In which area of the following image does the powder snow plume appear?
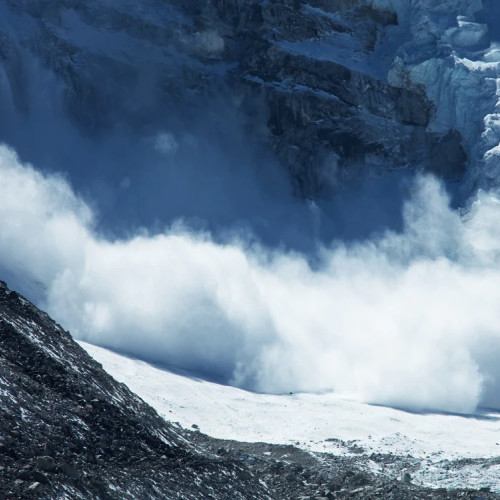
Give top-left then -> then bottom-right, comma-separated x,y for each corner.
1,144 -> 500,414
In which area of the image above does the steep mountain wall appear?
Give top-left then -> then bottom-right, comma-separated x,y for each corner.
1,0 -> 494,199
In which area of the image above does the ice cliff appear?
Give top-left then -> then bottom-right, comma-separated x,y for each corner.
383,0 -> 500,192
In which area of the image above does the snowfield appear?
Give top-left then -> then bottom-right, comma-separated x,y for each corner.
80,341 -> 500,494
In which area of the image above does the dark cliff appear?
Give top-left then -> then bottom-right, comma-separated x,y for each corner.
0,0 -> 467,200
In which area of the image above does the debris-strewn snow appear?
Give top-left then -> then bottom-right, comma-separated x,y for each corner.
79,341 -> 500,493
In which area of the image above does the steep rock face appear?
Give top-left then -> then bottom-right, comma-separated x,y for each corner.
211,0 -> 440,195
0,0 -> 474,199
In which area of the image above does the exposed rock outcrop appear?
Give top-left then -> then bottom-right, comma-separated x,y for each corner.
0,0 -> 480,198
0,280 -> 269,499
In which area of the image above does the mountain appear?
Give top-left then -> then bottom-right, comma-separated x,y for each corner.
0,279 -> 498,499
1,0 -> 496,199
2,0 -> 500,497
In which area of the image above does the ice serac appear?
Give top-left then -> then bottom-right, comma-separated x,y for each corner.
0,0 -> 491,199
386,0 -> 500,192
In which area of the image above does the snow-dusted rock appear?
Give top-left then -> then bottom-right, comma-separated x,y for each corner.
0,0 -> 488,198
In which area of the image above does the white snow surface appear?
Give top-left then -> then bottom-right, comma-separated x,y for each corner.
80,341 -> 500,493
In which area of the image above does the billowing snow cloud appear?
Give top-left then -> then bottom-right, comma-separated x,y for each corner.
1,143 -> 500,414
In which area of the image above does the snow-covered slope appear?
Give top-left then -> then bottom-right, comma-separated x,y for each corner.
80,341 -> 500,494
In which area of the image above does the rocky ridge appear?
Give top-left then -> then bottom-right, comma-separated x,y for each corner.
0,280 -> 269,499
